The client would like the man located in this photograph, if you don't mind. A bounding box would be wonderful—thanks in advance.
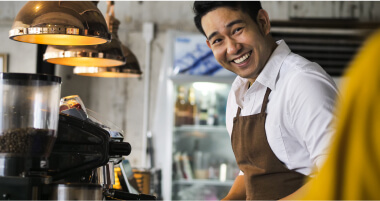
[193,1,338,200]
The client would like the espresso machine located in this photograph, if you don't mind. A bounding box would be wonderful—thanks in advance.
[0,73,156,200]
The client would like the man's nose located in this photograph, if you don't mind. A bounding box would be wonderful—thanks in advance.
[226,39,242,55]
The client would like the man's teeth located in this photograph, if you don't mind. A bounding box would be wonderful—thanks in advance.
[234,53,251,64]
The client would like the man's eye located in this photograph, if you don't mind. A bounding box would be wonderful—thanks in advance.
[233,27,243,34]
[212,39,222,45]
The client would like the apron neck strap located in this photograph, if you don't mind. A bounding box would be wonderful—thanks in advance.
[236,87,272,117]
[236,107,242,117]
[261,87,272,114]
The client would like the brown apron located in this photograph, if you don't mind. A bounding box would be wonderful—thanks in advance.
[231,87,306,200]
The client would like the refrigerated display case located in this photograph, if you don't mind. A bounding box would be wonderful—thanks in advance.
[171,82,239,200]
[166,31,239,200]
[151,30,239,200]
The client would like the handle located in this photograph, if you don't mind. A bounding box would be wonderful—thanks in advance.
[109,142,131,156]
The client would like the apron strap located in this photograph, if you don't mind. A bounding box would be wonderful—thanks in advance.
[236,87,271,117]
[236,107,242,117]
[261,88,272,114]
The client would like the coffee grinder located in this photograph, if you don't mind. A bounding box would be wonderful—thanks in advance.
[0,73,156,200]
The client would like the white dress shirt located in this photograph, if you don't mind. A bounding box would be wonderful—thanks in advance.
[226,40,339,176]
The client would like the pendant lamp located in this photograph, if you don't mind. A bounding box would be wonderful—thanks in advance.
[43,1,126,67]
[73,2,142,78]
[43,34,126,67]
[9,1,111,46]
[73,44,142,78]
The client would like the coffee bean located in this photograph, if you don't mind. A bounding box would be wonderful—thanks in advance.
[0,128,56,157]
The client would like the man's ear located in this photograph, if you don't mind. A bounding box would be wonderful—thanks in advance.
[257,9,271,36]
[206,40,211,49]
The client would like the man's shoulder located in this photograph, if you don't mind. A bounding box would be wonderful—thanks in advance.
[278,52,336,94]
[283,52,324,72]
[280,52,331,83]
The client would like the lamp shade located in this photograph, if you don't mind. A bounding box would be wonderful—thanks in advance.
[73,45,142,78]
[73,66,141,78]
[9,1,111,46]
[43,31,126,67]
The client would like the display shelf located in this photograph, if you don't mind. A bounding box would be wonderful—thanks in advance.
[163,30,236,201]
[173,179,234,187]
[170,74,235,84]
[174,125,227,133]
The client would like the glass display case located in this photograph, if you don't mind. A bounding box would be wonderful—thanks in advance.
[170,82,239,200]
[155,30,239,200]
[167,32,240,200]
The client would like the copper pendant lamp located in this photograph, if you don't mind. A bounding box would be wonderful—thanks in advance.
[42,33,126,67]
[42,1,126,67]
[9,1,111,46]
[73,1,142,77]
[73,45,142,78]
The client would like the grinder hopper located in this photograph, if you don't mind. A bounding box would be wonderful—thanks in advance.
[0,73,61,176]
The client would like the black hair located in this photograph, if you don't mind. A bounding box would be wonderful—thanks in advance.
[193,1,262,36]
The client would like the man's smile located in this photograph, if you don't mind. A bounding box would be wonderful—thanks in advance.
[232,51,252,64]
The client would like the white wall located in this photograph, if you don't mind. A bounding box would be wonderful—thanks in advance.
[0,1,35,73]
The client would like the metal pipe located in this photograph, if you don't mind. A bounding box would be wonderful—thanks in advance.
[142,22,154,168]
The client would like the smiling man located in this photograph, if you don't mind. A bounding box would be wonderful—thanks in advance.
[193,1,339,200]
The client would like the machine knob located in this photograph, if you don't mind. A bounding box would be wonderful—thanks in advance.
[109,142,131,156]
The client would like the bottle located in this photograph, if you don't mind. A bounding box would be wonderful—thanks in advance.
[192,139,203,179]
[199,108,208,125]
[219,160,228,182]
[207,107,215,126]
[198,96,208,125]
[182,152,193,180]
[174,86,187,127]
[186,87,197,125]
[208,159,218,180]
[213,110,219,126]
[207,91,217,126]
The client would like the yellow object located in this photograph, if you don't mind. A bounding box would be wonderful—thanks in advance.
[302,30,380,200]
[132,169,151,195]
[113,167,122,190]
[44,57,125,68]
[12,34,108,46]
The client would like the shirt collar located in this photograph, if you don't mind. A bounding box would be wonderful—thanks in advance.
[231,40,291,107]
[256,40,291,91]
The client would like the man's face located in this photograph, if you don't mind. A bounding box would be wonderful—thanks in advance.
[201,7,273,82]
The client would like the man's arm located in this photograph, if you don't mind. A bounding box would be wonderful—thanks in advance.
[222,175,246,200]
[280,181,311,200]
[288,70,338,170]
